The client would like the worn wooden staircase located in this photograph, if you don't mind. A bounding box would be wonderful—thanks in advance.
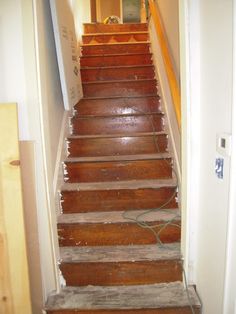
[45,23,200,314]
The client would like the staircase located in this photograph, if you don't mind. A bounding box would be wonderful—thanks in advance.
[45,23,200,314]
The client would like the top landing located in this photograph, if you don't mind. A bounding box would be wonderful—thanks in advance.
[83,23,148,34]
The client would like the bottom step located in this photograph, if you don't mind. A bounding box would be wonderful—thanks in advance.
[45,282,201,314]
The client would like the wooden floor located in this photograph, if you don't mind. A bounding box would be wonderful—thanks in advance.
[45,22,200,314]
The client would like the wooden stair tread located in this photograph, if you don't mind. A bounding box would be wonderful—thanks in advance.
[80,52,152,58]
[81,41,150,47]
[57,209,180,224]
[65,153,171,163]
[79,94,157,100]
[83,31,149,36]
[45,282,200,311]
[61,178,177,191]
[60,243,181,263]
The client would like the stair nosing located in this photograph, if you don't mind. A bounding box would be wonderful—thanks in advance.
[80,52,152,59]
[80,64,154,70]
[67,131,167,140]
[81,41,151,47]
[78,94,158,101]
[82,78,157,85]
[64,153,171,164]
[45,282,201,310]
[59,243,181,263]
[57,208,180,225]
[61,178,177,191]
[83,31,149,36]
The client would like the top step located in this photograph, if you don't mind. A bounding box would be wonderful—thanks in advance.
[84,23,148,34]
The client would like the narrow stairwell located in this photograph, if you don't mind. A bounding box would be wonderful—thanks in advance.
[45,23,200,314]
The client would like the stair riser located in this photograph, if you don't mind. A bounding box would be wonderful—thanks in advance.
[80,54,152,67]
[83,23,148,34]
[47,308,200,314]
[81,66,155,82]
[81,43,150,55]
[82,33,149,44]
[71,115,164,136]
[61,187,177,213]
[64,159,172,183]
[60,260,182,286]
[74,97,161,116]
[82,80,157,98]
[58,222,181,246]
[67,135,168,158]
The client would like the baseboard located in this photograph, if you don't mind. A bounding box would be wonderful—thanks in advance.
[53,109,72,212]
[149,19,181,183]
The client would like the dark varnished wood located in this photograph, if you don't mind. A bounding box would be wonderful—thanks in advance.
[47,308,200,314]
[71,114,164,136]
[67,134,168,157]
[58,221,180,246]
[74,96,161,116]
[82,79,157,97]
[83,23,148,34]
[60,260,182,286]
[81,43,150,56]
[82,33,149,44]
[64,159,172,183]
[81,65,155,82]
[61,187,177,213]
[80,53,152,67]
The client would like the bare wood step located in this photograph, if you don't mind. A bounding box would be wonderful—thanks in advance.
[57,209,180,246]
[67,134,168,158]
[80,53,152,67]
[81,42,150,56]
[64,158,172,183]
[60,243,181,263]
[45,282,201,313]
[82,79,157,97]
[74,96,161,116]
[71,114,164,136]
[81,65,155,82]
[82,32,149,44]
[62,178,177,191]
[83,23,148,34]
[61,185,177,213]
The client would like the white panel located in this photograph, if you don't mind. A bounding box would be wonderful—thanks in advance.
[50,0,82,110]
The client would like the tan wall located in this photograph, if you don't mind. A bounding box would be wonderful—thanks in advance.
[72,0,91,39]
[96,0,121,22]
[156,0,180,81]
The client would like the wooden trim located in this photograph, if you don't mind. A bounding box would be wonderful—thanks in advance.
[148,0,181,128]
[0,104,32,313]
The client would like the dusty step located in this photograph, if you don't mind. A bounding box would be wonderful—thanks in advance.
[57,209,181,246]
[82,32,149,44]
[67,134,168,158]
[45,282,201,314]
[82,79,157,98]
[71,113,164,136]
[81,42,150,56]
[61,182,177,213]
[80,65,155,82]
[59,244,181,286]
[74,96,161,116]
[83,23,148,34]
[64,158,172,183]
[80,53,152,67]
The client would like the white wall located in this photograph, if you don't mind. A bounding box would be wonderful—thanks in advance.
[156,0,180,81]
[72,0,91,40]
[180,0,233,313]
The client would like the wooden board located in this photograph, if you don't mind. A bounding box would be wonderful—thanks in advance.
[0,104,32,313]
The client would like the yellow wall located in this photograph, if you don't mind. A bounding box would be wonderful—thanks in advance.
[96,0,121,22]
